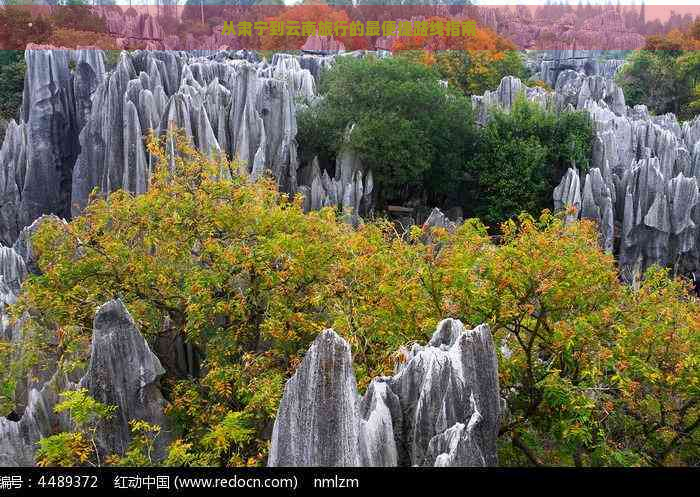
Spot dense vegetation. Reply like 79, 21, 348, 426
297, 56, 476, 207
617, 22, 700, 120
2, 135, 697, 467
0, 3, 697, 469
298, 56, 593, 227
466, 96, 592, 227
0, 51, 25, 126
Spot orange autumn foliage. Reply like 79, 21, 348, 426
391, 17, 524, 95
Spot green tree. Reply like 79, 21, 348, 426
36, 389, 117, 467
0, 51, 25, 125
441, 212, 699, 466
616, 25, 700, 119
466, 95, 593, 228
12, 133, 443, 465
297, 56, 476, 207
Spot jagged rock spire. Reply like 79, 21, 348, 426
0, 298, 169, 466
269, 319, 501, 467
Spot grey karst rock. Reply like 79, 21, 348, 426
0, 246, 27, 341
298, 125, 374, 219
0, 246, 27, 306
540, 54, 626, 96
422, 207, 460, 233
123, 100, 150, 195
269, 319, 501, 467
472, 75, 552, 126
0, 47, 350, 241
299, 143, 373, 221
425, 395, 485, 467
297, 54, 335, 83
471, 63, 700, 275
0, 375, 71, 466
0, 298, 170, 466
553, 167, 582, 223
357, 380, 401, 466
0, 120, 26, 245
268, 329, 361, 467
17, 48, 75, 229
16, 47, 106, 230
268, 54, 317, 101
580, 168, 615, 253
80, 299, 170, 459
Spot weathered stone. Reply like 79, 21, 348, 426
268, 329, 361, 467
80, 299, 169, 459
269, 319, 501, 467
2, 48, 333, 241
553, 167, 581, 223
0, 299, 170, 466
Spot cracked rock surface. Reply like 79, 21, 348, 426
268, 319, 501, 467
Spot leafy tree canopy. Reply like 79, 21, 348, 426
617, 22, 700, 119
393, 17, 526, 96
466, 95, 593, 228
297, 56, 476, 207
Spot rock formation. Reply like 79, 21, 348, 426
71, 50, 309, 214
0, 208, 167, 466
297, 132, 374, 221
0, 245, 27, 340
0, 47, 105, 246
536, 50, 626, 89
0, 298, 169, 466
80, 299, 170, 459
0, 47, 353, 244
268, 318, 501, 467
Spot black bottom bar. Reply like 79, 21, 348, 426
0, 467, 696, 495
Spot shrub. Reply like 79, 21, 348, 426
466, 95, 593, 228
393, 17, 526, 96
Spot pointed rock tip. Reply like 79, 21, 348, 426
93, 299, 135, 334
429, 319, 491, 348
314, 328, 350, 348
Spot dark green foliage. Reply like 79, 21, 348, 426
297, 56, 476, 207
466, 96, 593, 228
0, 51, 26, 136
299, 57, 593, 226
616, 50, 696, 118
616, 26, 700, 119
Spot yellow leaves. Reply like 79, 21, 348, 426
212, 379, 233, 399
36, 432, 92, 467
12, 130, 700, 466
